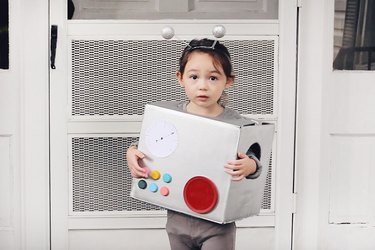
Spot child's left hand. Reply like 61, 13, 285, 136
224, 152, 257, 181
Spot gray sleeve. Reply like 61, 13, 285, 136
245, 151, 262, 179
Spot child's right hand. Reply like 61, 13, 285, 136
126, 146, 148, 178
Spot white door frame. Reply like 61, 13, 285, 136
2, 0, 298, 249
49, 1, 298, 249
276, 0, 299, 248
20, 0, 50, 247
3, 0, 50, 249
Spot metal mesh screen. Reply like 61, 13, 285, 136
261, 152, 273, 210
71, 136, 162, 212
71, 136, 273, 212
70, 39, 276, 213
71, 39, 275, 116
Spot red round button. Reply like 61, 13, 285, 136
183, 176, 218, 214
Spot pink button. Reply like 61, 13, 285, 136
160, 186, 170, 196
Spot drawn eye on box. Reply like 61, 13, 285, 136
145, 120, 178, 158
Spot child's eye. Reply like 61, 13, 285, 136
209, 76, 218, 81
189, 75, 198, 80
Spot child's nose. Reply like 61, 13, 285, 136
198, 79, 208, 90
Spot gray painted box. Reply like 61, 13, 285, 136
131, 101, 274, 223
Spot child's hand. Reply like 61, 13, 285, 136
126, 146, 148, 178
224, 152, 257, 181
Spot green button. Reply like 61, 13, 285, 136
138, 180, 147, 189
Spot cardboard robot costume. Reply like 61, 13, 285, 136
131, 101, 274, 224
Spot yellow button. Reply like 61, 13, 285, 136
150, 170, 161, 180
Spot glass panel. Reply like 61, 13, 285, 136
67, 0, 278, 20
0, 0, 9, 69
333, 0, 375, 70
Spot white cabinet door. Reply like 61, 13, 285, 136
50, 1, 297, 249
295, 0, 375, 249
0, 77, 20, 249
1, 1, 49, 249
0, 1, 20, 249
323, 70, 375, 249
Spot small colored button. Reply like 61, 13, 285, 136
160, 186, 170, 196
163, 173, 172, 183
150, 183, 158, 193
150, 170, 161, 180
137, 180, 147, 189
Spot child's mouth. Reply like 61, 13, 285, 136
197, 95, 209, 101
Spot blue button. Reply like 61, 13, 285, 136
163, 173, 172, 183
150, 183, 158, 193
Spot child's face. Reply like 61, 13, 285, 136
177, 52, 233, 114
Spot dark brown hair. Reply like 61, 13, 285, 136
178, 38, 235, 80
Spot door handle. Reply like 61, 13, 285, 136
50, 25, 58, 69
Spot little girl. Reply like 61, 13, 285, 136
127, 38, 261, 250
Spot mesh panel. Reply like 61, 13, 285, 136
71, 136, 273, 212
261, 152, 273, 210
71, 136, 162, 212
70, 39, 276, 213
71, 39, 275, 116
225, 40, 275, 115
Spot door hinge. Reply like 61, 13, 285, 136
50, 25, 58, 69
292, 192, 297, 214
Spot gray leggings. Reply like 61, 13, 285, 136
166, 210, 236, 250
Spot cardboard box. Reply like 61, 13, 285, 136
131, 101, 274, 223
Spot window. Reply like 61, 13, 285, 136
333, 0, 375, 70
0, 0, 9, 69
67, 0, 278, 20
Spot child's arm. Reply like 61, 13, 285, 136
224, 152, 261, 181
126, 145, 148, 178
